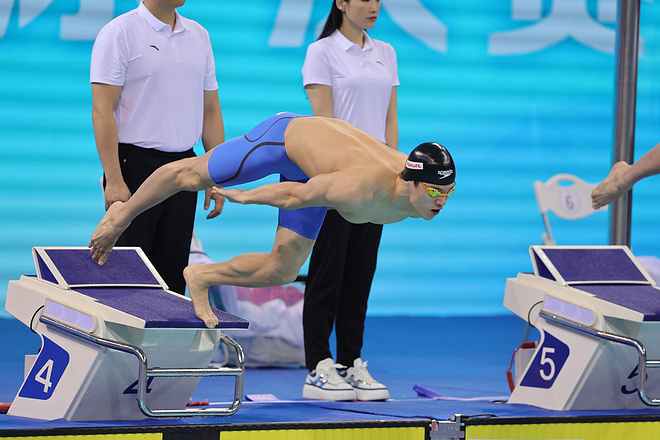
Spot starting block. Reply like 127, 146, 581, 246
4, 247, 249, 421
505, 245, 660, 410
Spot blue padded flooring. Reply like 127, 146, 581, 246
2, 315, 660, 431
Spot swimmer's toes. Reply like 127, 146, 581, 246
204, 315, 219, 329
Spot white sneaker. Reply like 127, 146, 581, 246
340, 358, 390, 401
302, 358, 357, 401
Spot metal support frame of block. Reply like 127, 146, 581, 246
40, 314, 245, 417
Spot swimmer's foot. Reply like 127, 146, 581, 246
591, 161, 632, 210
184, 265, 219, 329
89, 202, 130, 265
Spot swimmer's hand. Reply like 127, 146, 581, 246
204, 187, 225, 219
212, 187, 245, 204
591, 161, 632, 210
88, 202, 130, 265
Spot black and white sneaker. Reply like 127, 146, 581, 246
302, 358, 356, 401
340, 358, 390, 401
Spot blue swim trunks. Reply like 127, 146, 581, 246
207, 112, 327, 240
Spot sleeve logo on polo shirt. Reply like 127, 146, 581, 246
149, 44, 159, 51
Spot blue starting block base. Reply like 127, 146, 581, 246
4, 247, 249, 421
505, 245, 660, 410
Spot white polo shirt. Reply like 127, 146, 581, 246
90, 2, 218, 152
302, 30, 399, 143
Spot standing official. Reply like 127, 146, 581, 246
90, 0, 225, 294
301, 0, 399, 401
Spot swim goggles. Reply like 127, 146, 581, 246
421, 182, 455, 198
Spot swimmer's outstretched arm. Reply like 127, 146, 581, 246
89, 155, 214, 264
592, 142, 660, 209
213, 174, 340, 210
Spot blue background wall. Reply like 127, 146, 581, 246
2, 0, 660, 318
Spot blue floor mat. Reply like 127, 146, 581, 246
2, 314, 659, 431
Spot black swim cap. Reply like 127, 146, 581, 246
401, 142, 455, 185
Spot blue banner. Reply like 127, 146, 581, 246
1, 0, 660, 316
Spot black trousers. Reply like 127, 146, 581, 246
303, 209, 383, 370
106, 143, 197, 295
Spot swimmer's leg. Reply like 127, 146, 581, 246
183, 227, 315, 328
207, 113, 303, 186
90, 154, 215, 265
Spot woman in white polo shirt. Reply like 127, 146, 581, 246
301, 0, 398, 402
